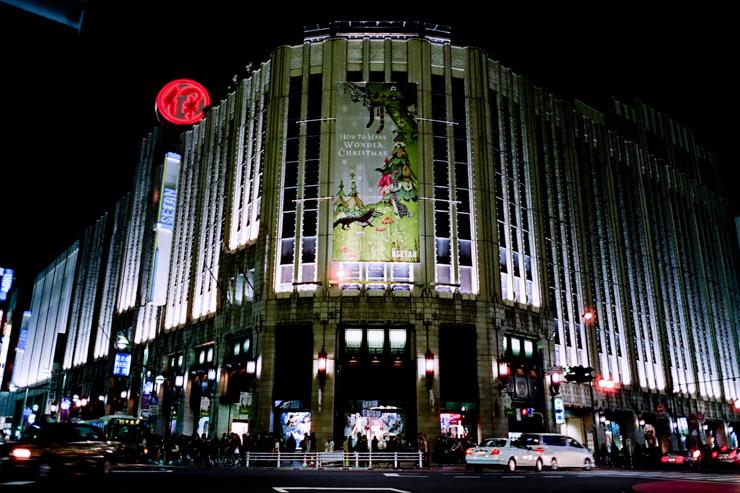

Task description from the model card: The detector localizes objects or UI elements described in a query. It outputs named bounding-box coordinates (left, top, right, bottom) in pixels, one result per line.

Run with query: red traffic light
left=521, top=407, right=529, bottom=417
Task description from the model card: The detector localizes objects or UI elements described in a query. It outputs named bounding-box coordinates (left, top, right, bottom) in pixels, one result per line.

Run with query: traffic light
left=520, top=407, right=534, bottom=417
left=564, top=365, right=595, bottom=384
left=581, top=367, right=595, bottom=383
left=564, top=366, right=578, bottom=383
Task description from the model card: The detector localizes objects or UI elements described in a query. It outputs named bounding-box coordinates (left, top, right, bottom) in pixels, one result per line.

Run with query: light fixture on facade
left=207, top=369, right=217, bottom=381
left=582, top=308, right=596, bottom=326
left=497, top=358, right=511, bottom=379
left=50, top=404, right=57, bottom=413
left=639, top=418, right=646, bottom=427
left=175, top=375, right=184, bottom=387
left=120, top=391, right=128, bottom=399
left=425, top=349, right=435, bottom=383
left=80, top=398, right=88, bottom=407
left=317, top=349, right=328, bottom=379
left=246, top=360, right=257, bottom=375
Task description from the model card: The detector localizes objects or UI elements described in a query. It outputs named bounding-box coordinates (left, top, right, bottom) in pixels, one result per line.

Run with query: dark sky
left=0, top=2, right=736, bottom=297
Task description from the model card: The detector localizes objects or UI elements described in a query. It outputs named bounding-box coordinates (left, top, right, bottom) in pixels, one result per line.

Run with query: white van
left=514, top=433, right=595, bottom=470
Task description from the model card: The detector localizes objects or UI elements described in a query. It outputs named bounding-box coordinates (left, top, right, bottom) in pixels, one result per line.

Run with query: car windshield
left=481, top=438, right=507, bottom=447
left=25, top=424, right=104, bottom=443
left=516, top=434, right=540, bottom=446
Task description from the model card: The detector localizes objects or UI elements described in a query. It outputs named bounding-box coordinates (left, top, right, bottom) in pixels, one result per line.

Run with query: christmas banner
left=333, top=82, right=419, bottom=262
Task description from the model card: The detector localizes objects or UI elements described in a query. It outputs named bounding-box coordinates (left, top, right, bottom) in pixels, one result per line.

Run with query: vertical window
left=431, top=75, right=478, bottom=294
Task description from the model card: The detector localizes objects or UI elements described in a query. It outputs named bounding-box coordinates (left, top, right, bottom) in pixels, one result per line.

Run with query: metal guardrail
left=243, top=451, right=424, bottom=469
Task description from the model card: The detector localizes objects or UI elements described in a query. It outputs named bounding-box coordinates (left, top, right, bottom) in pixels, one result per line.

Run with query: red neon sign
left=156, top=79, right=210, bottom=125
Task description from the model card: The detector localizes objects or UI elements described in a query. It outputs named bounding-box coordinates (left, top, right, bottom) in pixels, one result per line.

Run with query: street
left=1, top=466, right=738, bottom=492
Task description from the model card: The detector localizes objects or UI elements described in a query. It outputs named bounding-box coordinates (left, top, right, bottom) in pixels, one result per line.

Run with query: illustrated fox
left=333, top=208, right=381, bottom=230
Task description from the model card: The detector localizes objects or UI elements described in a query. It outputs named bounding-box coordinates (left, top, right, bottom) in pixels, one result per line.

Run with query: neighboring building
left=9, top=21, right=740, bottom=454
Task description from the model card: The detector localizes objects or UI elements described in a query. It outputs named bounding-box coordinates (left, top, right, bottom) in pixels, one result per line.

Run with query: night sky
left=1, top=2, right=736, bottom=299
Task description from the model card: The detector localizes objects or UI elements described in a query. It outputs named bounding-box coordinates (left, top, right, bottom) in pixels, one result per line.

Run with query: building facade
left=8, top=22, right=740, bottom=453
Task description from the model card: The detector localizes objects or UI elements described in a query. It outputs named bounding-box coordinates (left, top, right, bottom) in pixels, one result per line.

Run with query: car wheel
left=550, top=458, right=559, bottom=471
left=473, top=465, right=483, bottom=473
left=583, top=458, right=592, bottom=471
left=507, top=458, right=516, bottom=472
left=535, top=459, right=543, bottom=472
left=36, top=461, right=53, bottom=479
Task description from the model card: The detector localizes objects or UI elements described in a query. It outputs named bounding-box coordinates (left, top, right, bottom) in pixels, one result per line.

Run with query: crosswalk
left=576, top=469, right=740, bottom=484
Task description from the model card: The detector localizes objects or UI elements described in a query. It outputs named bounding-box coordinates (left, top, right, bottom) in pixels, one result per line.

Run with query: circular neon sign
left=156, top=79, right=210, bottom=125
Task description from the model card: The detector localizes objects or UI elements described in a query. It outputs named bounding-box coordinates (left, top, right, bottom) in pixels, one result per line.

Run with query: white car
left=465, top=437, right=546, bottom=472
left=515, top=433, right=595, bottom=470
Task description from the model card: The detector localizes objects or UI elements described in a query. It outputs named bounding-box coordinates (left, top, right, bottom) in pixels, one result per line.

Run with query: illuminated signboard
left=113, top=353, right=132, bottom=377
left=16, top=311, right=31, bottom=351
left=333, top=82, right=419, bottom=262
left=149, top=152, right=181, bottom=306
left=0, top=267, right=13, bottom=301
left=155, top=79, right=210, bottom=125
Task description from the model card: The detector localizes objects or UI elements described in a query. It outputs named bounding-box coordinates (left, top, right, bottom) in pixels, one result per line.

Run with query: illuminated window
left=389, top=329, right=407, bottom=351
left=345, top=329, right=363, bottom=349
left=367, top=329, right=385, bottom=351
left=524, top=340, right=533, bottom=358
left=233, top=343, right=240, bottom=356
left=511, top=338, right=521, bottom=357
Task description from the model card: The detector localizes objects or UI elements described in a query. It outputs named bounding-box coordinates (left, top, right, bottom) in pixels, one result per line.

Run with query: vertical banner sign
left=333, top=82, right=419, bottom=262
left=149, top=152, right=181, bottom=306
left=0, top=267, right=13, bottom=301
left=553, top=396, right=565, bottom=425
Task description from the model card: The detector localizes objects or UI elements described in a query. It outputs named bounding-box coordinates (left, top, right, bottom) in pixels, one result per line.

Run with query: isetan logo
left=156, top=79, right=210, bottom=125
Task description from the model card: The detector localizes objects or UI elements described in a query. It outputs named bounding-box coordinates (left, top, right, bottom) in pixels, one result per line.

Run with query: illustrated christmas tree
left=334, top=180, right=348, bottom=212
left=388, top=142, right=418, bottom=201
left=345, top=172, right=365, bottom=211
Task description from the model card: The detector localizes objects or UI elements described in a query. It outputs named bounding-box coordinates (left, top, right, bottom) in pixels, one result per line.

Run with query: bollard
left=394, top=452, right=398, bottom=469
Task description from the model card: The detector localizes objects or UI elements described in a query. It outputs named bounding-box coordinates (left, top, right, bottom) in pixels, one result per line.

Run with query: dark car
left=0, top=422, right=121, bottom=478
left=660, top=449, right=700, bottom=470
left=716, top=445, right=740, bottom=470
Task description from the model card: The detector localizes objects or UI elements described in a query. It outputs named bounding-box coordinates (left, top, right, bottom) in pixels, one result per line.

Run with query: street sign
left=553, top=397, right=565, bottom=424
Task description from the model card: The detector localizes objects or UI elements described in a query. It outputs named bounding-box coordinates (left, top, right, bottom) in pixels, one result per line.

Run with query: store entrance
left=335, top=326, right=416, bottom=450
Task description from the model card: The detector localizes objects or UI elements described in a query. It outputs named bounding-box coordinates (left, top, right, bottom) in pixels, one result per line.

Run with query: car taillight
left=730, top=450, right=737, bottom=459
left=692, top=449, right=701, bottom=459
left=720, top=446, right=727, bottom=453
left=676, top=456, right=684, bottom=464
left=10, top=447, right=32, bottom=459
left=660, top=456, right=669, bottom=463
left=711, top=451, right=718, bottom=459
left=533, top=447, right=545, bottom=454
left=490, top=448, right=500, bottom=455
left=465, top=448, right=473, bottom=455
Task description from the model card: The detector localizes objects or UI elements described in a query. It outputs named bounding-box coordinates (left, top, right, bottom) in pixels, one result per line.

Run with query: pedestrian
left=343, top=436, right=350, bottom=468
left=325, top=435, right=335, bottom=452
left=286, top=433, right=297, bottom=452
